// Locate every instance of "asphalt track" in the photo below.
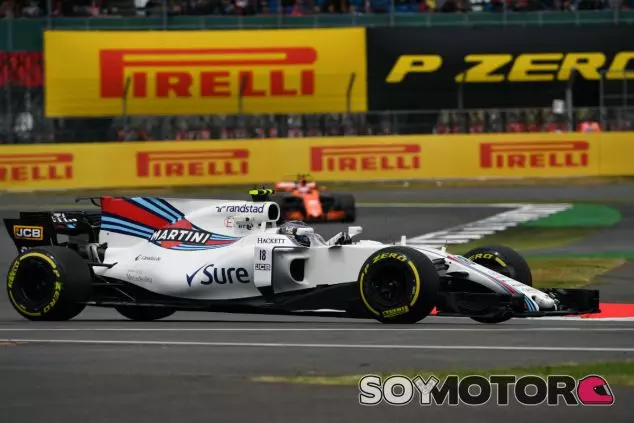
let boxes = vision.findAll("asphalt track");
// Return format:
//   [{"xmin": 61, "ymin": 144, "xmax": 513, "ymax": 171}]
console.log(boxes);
[{"xmin": 0, "ymin": 188, "xmax": 633, "ymax": 422}]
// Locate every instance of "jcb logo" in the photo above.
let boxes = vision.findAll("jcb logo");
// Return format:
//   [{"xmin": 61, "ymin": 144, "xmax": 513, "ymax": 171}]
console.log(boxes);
[
  {"xmin": 13, "ymin": 225, "xmax": 43, "ymax": 241},
  {"xmin": 386, "ymin": 52, "xmax": 634, "ymax": 83}
]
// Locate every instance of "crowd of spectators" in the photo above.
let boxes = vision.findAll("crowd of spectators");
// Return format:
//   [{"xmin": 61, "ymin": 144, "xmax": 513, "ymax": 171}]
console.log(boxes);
[
  {"xmin": 0, "ymin": 0, "xmax": 632, "ymax": 18},
  {"xmin": 2, "ymin": 105, "xmax": 631, "ymax": 143},
  {"xmin": 100, "ymin": 107, "xmax": 632, "ymax": 142},
  {"xmin": 0, "ymin": 0, "xmax": 109, "ymax": 17}
]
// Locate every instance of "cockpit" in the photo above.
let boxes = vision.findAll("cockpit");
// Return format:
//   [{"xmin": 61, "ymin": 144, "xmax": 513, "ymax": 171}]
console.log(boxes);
[{"xmin": 277, "ymin": 220, "xmax": 349, "ymax": 247}]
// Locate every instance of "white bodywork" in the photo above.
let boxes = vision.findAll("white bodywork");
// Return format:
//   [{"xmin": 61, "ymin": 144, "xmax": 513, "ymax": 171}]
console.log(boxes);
[{"xmin": 93, "ymin": 197, "xmax": 556, "ymax": 311}]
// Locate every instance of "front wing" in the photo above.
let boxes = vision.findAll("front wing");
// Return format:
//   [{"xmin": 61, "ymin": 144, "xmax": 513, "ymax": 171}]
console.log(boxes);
[{"xmin": 434, "ymin": 288, "xmax": 600, "ymax": 319}]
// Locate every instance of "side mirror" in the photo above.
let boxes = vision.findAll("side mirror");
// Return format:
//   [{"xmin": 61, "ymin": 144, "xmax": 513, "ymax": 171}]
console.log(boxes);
[{"xmin": 347, "ymin": 226, "xmax": 363, "ymax": 238}]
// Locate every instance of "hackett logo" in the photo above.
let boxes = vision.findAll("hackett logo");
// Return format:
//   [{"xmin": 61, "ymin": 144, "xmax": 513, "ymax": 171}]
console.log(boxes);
[
  {"xmin": 311, "ymin": 144, "xmax": 421, "ymax": 172},
  {"xmin": 99, "ymin": 48, "xmax": 317, "ymax": 99},
  {"xmin": 0, "ymin": 153, "xmax": 73, "ymax": 182},
  {"xmin": 137, "ymin": 149, "xmax": 249, "ymax": 178},
  {"xmin": 480, "ymin": 141, "xmax": 589, "ymax": 169}
]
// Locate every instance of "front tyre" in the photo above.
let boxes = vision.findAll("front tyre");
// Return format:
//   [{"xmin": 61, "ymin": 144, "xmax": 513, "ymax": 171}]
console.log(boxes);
[
  {"xmin": 463, "ymin": 245, "xmax": 532, "ymax": 324},
  {"xmin": 7, "ymin": 247, "xmax": 92, "ymax": 321},
  {"xmin": 359, "ymin": 246, "xmax": 439, "ymax": 324},
  {"xmin": 115, "ymin": 306, "xmax": 175, "ymax": 321}
]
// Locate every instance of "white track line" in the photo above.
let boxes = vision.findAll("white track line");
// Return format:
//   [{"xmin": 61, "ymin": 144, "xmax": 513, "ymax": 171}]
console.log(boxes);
[
  {"xmin": 406, "ymin": 203, "xmax": 572, "ymax": 246},
  {"xmin": 0, "ymin": 327, "xmax": 634, "ymax": 332},
  {"xmin": 530, "ymin": 317, "xmax": 634, "ymax": 322},
  {"xmin": 2, "ymin": 338, "xmax": 634, "ymax": 352},
  {"xmin": 357, "ymin": 203, "xmax": 524, "ymax": 208}
]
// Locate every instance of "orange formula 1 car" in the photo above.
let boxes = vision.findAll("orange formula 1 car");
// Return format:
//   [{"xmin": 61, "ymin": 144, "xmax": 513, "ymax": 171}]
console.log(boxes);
[{"xmin": 271, "ymin": 176, "xmax": 356, "ymax": 223}]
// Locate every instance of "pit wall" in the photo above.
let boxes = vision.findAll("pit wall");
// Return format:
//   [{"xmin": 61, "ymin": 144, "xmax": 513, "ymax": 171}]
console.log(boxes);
[{"xmin": 1, "ymin": 132, "xmax": 633, "ymax": 192}]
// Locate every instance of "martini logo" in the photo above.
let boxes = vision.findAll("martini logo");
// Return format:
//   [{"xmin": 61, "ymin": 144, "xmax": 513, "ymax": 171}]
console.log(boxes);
[
  {"xmin": 148, "ymin": 219, "xmax": 238, "ymax": 250},
  {"xmin": 311, "ymin": 144, "xmax": 421, "ymax": 173},
  {"xmin": 480, "ymin": 141, "xmax": 589, "ymax": 169},
  {"xmin": 150, "ymin": 228, "xmax": 213, "ymax": 244},
  {"xmin": 99, "ymin": 48, "xmax": 317, "ymax": 100},
  {"xmin": 100, "ymin": 197, "xmax": 240, "ymax": 251},
  {"xmin": 137, "ymin": 149, "xmax": 249, "ymax": 178},
  {"xmin": 0, "ymin": 153, "xmax": 73, "ymax": 182}
]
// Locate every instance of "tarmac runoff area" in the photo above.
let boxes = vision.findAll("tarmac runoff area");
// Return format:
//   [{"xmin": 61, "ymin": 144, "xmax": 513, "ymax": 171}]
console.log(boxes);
[{"xmin": 0, "ymin": 185, "xmax": 634, "ymax": 423}]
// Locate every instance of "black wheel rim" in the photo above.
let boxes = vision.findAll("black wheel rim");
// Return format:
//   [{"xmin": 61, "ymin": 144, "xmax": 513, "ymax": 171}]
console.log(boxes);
[
  {"xmin": 12, "ymin": 257, "xmax": 57, "ymax": 310},
  {"xmin": 365, "ymin": 262, "xmax": 414, "ymax": 309}
]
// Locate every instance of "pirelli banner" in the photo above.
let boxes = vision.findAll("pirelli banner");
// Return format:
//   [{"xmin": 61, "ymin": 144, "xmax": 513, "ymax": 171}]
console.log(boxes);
[
  {"xmin": 44, "ymin": 29, "xmax": 367, "ymax": 117},
  {"xmin": 366, "ymin": 26, "xmax": 634, "ymax": 110},
  {"xmin": 1, "ymin": 133, "xmax": 634, "ymax": 191}
]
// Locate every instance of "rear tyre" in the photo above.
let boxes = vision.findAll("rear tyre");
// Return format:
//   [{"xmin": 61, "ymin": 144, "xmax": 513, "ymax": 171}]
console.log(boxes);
[
  {"xmin": 7, "ymin": 247, "xmax": 92, "ymax": 321},
  {"xmin": 358, "ymin": 246, "xmax": 439, "ymax": 324},
  {"xmin": 115, "ymin": 306, "xmax": 175, "ymax": 321},
  {"xmin": 338, "ymin": 194, "xmax": 356, "ymax": 223},
  {"xmin": 463, "ymin": 245, "xmax": 532, "ymax": 324}
]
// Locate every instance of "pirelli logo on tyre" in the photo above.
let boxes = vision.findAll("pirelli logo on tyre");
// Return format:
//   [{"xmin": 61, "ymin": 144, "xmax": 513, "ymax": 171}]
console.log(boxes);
[
  {"xmin": 480, "ymin": 141, "xmax": 589, "ymax": 169},
  {"xmin": 311, "ymin": 144, "xmax": 421, "ymax": 174},
  {"xmin": 372, "ymin": 252, "xmax": 408, "ymax": 264},
  {"xmin": 136, "ymin": 149, "xmax": 250, "ymax": 178},
  {"xmin": 44, "ymin": 29, "xmax": 367, "ymax": 117}
]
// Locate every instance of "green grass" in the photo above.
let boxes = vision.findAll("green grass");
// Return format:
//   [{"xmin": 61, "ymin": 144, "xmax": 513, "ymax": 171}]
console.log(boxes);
[
  {"xmin": 253, "ymin": 360, "xmax": 634, "ymax": 386},
  {"xmin": 527, "ymin": 258, "xmax": 626, "ymax": 289},
  {"xmin": 525, "ymin": 204, "xmax": 621, "ymax": 228}
]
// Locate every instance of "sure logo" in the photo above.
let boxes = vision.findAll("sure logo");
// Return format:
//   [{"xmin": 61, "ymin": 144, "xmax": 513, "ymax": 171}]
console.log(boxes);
[
  {"xmin": 186, "ymin": 264, "xmax": 250, "ymax": 286},
  {"xmin": 13, "ymin": 225, "xmax": 44, "ymax": 241}
]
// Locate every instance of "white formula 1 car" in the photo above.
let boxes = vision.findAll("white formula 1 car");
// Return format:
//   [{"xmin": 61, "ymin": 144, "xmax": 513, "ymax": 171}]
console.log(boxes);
[{"xmin": 4, "ymin": 190, "xmax": 599, "ymax": 323}]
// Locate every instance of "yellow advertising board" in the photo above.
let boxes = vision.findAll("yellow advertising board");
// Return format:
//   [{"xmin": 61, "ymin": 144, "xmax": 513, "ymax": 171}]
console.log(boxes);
[
  {"xmin": 0, "ymin": 133, "xmax": 632, "ymax": 192},
  {"xmin": 44, "ymin": 29, "xmax": 367, "ymax": 117}
]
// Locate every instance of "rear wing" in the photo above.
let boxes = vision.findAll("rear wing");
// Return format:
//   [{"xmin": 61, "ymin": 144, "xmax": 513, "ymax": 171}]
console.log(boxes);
[{"xmin": 3, "ymin": 209, "xmax": 101, "ymax": 253}]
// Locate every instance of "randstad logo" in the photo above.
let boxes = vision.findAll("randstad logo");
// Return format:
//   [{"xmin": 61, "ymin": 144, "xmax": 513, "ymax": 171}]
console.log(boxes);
[{"xmin": 216, "ymin": 204, "xmax": 265, "ymax": 214}]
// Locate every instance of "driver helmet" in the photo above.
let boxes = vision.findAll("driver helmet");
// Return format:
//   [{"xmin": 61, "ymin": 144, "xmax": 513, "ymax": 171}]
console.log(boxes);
[{"xmin": 279, "ymin": 220, "xmax": 311, "ymax": 247}]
